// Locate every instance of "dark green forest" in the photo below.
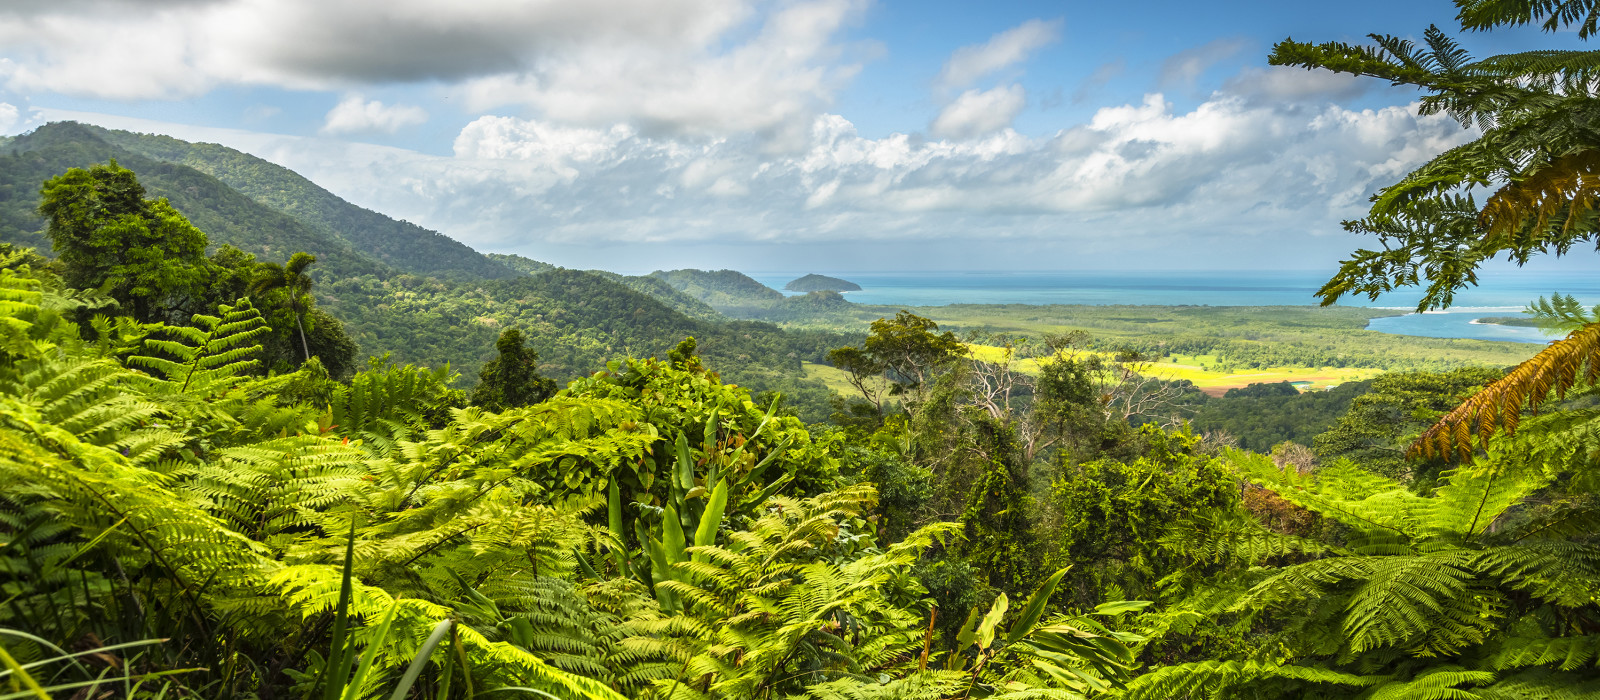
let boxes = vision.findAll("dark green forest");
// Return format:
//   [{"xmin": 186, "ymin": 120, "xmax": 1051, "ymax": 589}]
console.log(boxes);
[{"xmin": 5, "ymin": 1, "xmax": 1600, "ymax": 698}]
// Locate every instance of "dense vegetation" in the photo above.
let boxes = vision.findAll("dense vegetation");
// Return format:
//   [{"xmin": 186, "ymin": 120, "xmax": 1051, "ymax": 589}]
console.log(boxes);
[
  {"xmin": 5, "ymin": 1, "xmax": 1600, "ymax": 698},
  {"xmin": 1188, "ymin": 380, "xmax": 1372, "ymax": 451}
]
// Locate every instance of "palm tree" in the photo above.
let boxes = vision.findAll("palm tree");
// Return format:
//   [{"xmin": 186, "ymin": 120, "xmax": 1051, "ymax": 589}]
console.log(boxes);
[{"xmin": 251, "ymin": 251, "xmax": 317, "ymax": 363}]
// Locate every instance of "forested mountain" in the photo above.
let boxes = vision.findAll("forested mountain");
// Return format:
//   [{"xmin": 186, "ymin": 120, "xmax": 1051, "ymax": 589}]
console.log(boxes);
[
  {"xmin": 91, "ymin": 124, "xmax": 519, "ymax": 280},
  {"xmin": 0, "ymin": 121, "xmax": 390, "ymax": 280},
  {"xmin": 0, "ymin": 123, "xmax": 846, "ymax": 418},
  {"xmin": 585, "ymin": 270, "xmax": 726, "ymax": 322}
]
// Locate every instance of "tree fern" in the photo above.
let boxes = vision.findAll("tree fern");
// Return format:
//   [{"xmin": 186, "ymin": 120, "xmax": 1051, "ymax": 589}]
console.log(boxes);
[
  {"xmin": 1130, "ymin": 435, "xmax": 1600, "ymax": 699},
  {"xmin": 1457, "ymin": 0, "xmax": 1600, "ymax": 39},
  {"xmin": 128, "ymin": 298, "xmax": 270, "ymax": 394},
  {"xmin": 1414, "ymin": 322, "xmax": 1600, "ymax": 459}
]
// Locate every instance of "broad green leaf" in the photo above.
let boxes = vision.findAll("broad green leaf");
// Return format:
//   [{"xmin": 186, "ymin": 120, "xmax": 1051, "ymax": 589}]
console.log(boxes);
[
  {"xmin": 663, "ymin": 504, "xmax": 687, "ymax": 566},
  {"xmin": 607, "ymin": 479, "xmax": 627, "ymax": 572},
  {"xmin": 1092, "ymin": 600, "xmax": 1153, "ymax": 616},
  {"xmin": 693, "ymin": 479, "xmax": 729, "ymax": 563},
  {"xmin": 1006, "ymin": 566, "xmax": 1070, "ymax": 644},
  {"xmin": 976, "ymin": 593, "xmax": 1009, "ymax": 651}
]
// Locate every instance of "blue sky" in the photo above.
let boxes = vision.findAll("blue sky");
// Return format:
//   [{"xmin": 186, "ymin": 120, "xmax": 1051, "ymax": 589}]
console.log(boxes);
[{"xmin": 0, "ymin": 0, "xmax": 1593, "ymax": 275}]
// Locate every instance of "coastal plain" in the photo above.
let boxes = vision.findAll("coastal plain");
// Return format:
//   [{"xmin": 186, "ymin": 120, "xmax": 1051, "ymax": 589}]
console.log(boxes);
[{"xmin": 777, "ymin": 302, "xmax": 1539, "ymax": 395}]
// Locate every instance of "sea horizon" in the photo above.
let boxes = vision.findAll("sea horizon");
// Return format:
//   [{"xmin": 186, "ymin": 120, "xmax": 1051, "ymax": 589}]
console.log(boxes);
[{"xmin": 732, "ymin": 269, "xmax": 1594, "ymax": 344}]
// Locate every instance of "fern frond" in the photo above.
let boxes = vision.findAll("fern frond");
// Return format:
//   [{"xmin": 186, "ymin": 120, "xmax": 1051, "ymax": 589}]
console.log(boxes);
[
  {"xmin": 1480, "ymin": 151, "xmax": 1600, "ymax": 252},
  {"xmin": 1458, "ymin": 0, "xmax": 1600, "ymax": 39},
  {"xmin": 1413, "ymin": 322, "xmax": 1600, "ymax": 459},
  {"xmin": 1473, "ymin": 542, "xmax": 1600, "ymax": 607},
  {"xmin": 1117, "ymin": 660, "xmax": 1381, "ymax": 700},
  {"xmin": 1343, "ymin": 553, "xmax": 1500, "ymax": 656}
]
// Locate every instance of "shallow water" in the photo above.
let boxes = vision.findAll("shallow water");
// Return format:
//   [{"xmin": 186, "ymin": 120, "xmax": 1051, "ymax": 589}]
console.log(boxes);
[{"xmin": 1365, "ymin": 310, "xmax": 1555, "ymax": 344}]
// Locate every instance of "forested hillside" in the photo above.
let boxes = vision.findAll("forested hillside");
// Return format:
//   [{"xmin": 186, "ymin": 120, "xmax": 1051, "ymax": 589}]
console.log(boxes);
[
  {"xmin": 94, "ymin": 125, "xmax": 519, "ymax": 280},
  {"xmin": 0, "ymin": 125, "xmax": 846, "ymax": 418},
  {"xmin": 0, "ymin": 122, "xmax": 390, "ymax": 280},
  {"xmin": 650, "ymin": 268, "xmax": 785, "ymax": 308},
  {"xmin": 1189, "ymin": 380, "xmax": 1370, "ymax": 450},
  {"xmin": 585, "ymin": 270, "xmax": 726, "ymax": 322}
]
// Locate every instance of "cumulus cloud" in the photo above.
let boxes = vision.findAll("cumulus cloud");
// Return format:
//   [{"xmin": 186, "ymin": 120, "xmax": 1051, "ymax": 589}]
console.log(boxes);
[
  {"xmin": 0, "ymin": 0, "xmax": 865, "ymax": 143},
  {"xmin": 0, "ymin": 103, "xmax": 19, "ymax": 133},
  {"xmin": 30, "ymin": 65, "xmax": 1473, "ymax": 268},
  {"xmin": 225, "ymin": 86, "xmax": 1471, "ymax": 261},
  {"xmin": 320, "ymin": 94, "xmax": 427, "ymax": 135},
  {"xmin": 931, "ymin": 84, "xmax": 1027, "ymax": 139},
  {"xmin": 1158, "ymin": 38, "xmax": 1249, "ymax": 87},
  {"xmin": 454, "ymin": 0, "xmax": 867, "ymax": 143},
  {"xmin": 936, "ymin": 18, "xmax": 1061, "ymax": 91}
]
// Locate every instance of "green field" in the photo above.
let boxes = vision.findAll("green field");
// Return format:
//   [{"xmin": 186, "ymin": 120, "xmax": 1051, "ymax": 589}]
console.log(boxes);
[{"xmin": 802, "ymin": 360, "xmax": 861, "ymax": 396}]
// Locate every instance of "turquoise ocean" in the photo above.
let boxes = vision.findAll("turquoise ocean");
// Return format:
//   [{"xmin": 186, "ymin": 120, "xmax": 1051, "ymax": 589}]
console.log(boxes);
[{"xmin": 746, "ymin": 270, "xmax": 1599, "ymax": 344}]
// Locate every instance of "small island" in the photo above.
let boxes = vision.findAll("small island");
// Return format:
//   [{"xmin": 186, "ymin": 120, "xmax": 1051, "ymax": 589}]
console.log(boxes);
[
  {"xmin": 1474, "ymin": 316, "xmax": 1541, "ymax": 327},
  {"xmin": 784, "ymin": 273, "xmax": 862, "ymax": 293}
]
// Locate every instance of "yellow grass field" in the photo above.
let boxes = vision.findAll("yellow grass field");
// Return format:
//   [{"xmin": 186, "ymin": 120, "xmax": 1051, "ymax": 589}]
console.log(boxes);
[
  {"xmin": 808, "ymin": 348, "xmax": 1380, "ymax": 400},
  {"xmin": 963, "ymin": 345, "xmax": 1380, "ymax": 396}
]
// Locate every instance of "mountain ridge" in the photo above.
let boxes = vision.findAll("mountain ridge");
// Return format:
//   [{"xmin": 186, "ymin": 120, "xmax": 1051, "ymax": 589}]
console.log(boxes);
[
  {"xmin": 0, "ymin": 122, "xmax": 846, "ymax": 420},
  {"xmin": 89, "ymin": 124, "xmax": 519, "ymax": 281}
]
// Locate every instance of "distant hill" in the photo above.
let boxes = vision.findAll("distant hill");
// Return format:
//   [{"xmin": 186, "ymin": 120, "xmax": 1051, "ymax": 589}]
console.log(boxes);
[
  {"xmin": 485, "ymin": 253, "xmax": 726, "ymax": 322},
  {"xmin": 650, "ymin": 269, "xmax": 785, "ymax": 308},
  {"xmin": 585, "ymin": 270, "xmax": 724, "ymax": 322},
  {"xmin": 785, "ymin": 274, "xmax": 861, "ymax": 292}
]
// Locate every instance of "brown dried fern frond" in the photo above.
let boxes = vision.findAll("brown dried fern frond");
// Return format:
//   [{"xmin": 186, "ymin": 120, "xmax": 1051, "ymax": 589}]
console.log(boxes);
[
  {"xmin": 1412, "ymin": 322, "xmax": 1600, "ymax": 460},
  {"xmin": 1479, "ymin": 150, "xmax": 1600, "ymax": 246}
]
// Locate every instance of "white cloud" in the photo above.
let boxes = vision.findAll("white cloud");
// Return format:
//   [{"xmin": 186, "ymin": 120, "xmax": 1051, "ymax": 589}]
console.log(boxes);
[
  {"xmin": 453, "ymin": 0, "xmax": 867, "ymax": 144},
  {"xmin": 277, "ymin": 90, "xmax": 1470, "ymax": 257},
  {"xmin": 30, "ymin": 74, "xmax": 1474, "ymax": 269},
  {"xmin": 930, "ymin": 84, "xmax": 1027, "ymax": 139},
  {"xmin": 0, "ymin": 102, "xmax": 19, "ymax": 133},
  {"xmin": 936, "ymin": 18, "xmax": 1061, "ymax": 91},
  {"xmin": 1158, "ymin": 38, "xmax": 1249, "ymax": 87},
  {"xmin": 320, "ymin": 94, "xmax": 428, "ymax": 134},
  {"xmin": 0, "ymin": 0, "xmax": 866, "ymax": 144}
]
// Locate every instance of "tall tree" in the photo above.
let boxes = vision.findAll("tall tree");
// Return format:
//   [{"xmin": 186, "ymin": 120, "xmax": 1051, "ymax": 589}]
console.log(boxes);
[
  {"xmin": 250, "ymin": 251, "xmax": 318, "ymax": 362},
  {"xmin": 828, "ymin": 310, "xmax": 965, "ymax": 416},
  {"xmin": 471, "ymin": 327, "xmax": 558, "ymax": 411},
  {"xmin": 37, "ymin": 160, "xmax": 210, "ymax": 322}
]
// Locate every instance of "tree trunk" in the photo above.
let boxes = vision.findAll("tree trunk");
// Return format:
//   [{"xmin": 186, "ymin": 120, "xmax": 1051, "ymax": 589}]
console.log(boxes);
[{"xmin": 295, "ymin": 311, "xmax": 312, "ymax": 363}]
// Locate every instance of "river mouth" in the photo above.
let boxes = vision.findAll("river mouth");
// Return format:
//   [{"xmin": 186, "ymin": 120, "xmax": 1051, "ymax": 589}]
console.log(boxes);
[{"xmin": 1365, "ymin": 308, "xmax": 1555, "ymax": 344}]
